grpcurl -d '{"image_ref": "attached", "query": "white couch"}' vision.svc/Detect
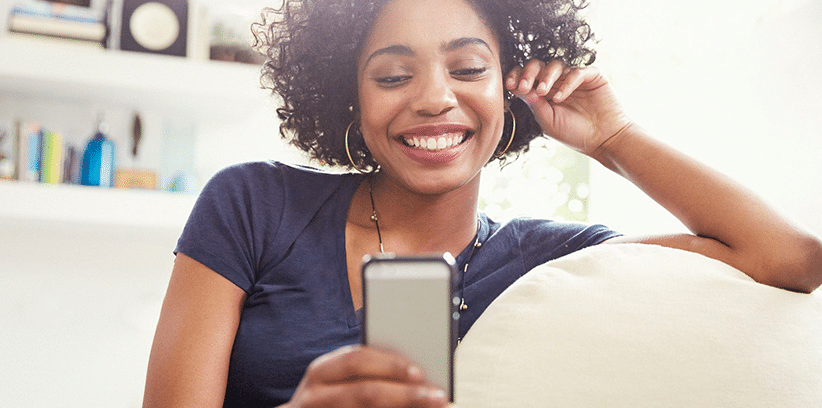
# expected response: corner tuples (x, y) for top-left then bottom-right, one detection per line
(456, 244), (822, 407)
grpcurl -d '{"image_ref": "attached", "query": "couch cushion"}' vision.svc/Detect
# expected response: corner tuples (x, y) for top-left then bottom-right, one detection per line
(455, 243), (822, 407)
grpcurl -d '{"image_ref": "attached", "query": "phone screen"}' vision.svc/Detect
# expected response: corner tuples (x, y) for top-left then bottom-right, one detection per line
(361, 253), (458, 401)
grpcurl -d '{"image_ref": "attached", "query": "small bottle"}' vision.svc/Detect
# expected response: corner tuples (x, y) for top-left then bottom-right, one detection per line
(81, 114), (116, 187)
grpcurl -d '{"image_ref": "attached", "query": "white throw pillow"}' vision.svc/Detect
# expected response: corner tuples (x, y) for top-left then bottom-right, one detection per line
(455, 244), (822, 407)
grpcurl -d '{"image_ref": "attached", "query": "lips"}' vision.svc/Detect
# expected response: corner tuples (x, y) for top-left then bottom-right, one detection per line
(399, 125), (472, 152)
(394, 124), (473, 165)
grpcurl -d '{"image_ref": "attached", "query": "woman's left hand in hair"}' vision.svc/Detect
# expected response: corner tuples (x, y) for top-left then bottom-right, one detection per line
(506, 59), (632, 159)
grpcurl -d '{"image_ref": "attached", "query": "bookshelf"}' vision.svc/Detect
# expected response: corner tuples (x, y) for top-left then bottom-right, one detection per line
(0, 36), (266, 120)
(0, 179), (196, 235)
(0, 36), (270, 233)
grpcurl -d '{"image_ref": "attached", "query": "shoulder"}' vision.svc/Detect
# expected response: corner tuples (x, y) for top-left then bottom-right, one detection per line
(203, 161), (360, 199)
(206, 160), (346, 186)
(189, 161), (363, 228)
(488, 216), (617, 241)
(483, 215), (621, 265)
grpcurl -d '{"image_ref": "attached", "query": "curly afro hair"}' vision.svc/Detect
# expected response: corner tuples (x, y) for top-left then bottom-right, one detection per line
(253, 0), (596, 171)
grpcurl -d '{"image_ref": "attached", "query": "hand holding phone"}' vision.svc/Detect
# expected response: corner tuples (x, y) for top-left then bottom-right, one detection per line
(361, 253), (458, 402)
(289, 345), (449, 407)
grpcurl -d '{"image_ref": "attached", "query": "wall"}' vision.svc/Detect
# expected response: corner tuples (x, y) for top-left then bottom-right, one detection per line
(0, 218), (178, 407)
(584, 0), (822, 237)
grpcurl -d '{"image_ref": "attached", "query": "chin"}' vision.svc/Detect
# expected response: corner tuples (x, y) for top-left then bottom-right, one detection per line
(391, 165), (483, 197)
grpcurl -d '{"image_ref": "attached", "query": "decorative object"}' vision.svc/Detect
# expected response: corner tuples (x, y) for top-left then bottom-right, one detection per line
(345, 120), (373, 174)
(80, 115), (116, 187)
(120, 0), (188, 56)
(496, 108), (516, 158)
(115, 169), (157, 189)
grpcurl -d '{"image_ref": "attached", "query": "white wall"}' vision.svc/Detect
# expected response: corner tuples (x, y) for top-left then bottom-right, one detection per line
(585, 0), (822, 237)
(0, 219), (178, 407)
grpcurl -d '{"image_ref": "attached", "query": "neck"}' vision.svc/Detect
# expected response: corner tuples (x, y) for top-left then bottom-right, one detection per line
(365, 171), (481, 255)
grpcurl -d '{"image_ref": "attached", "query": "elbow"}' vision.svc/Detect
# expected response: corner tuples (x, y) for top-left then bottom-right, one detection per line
(795, 234), (822, 293)
(763, 233), (822, 294)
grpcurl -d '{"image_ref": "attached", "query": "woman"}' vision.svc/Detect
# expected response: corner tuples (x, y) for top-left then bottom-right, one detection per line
(143, 0), (822, 406)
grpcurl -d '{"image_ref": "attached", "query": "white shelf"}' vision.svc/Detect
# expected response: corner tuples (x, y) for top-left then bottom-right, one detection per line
(0, 35), (269, 120)
(0, 180), (196, 235)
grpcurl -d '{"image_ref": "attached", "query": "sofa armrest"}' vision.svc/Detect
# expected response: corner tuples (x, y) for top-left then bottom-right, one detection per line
(456, 244), (822, 407)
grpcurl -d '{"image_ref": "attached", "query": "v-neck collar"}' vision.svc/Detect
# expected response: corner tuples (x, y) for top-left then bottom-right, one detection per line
(336, 175), (489, 329)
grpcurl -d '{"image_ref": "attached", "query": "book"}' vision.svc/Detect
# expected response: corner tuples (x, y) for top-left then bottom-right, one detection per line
(8, 1), (107, 43)
(43, 0), (92, 8)
(8, 13), (106, 42)
(4, 31), (105, 49)
(11, 1), (103, 24)
(16, 121), (42, 182)
(40, 130), (63, 184)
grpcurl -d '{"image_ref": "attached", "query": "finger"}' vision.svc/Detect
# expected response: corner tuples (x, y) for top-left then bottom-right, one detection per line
(302, 381), (448, 408)
(505, 65), (522, 92)
(552, 67), (587, 103)
(305, 345), (426, 386)
(513, 59), (545, 95)
(535, 60), (566, 97)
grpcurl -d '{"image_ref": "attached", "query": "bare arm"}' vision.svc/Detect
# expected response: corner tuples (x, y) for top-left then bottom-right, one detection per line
(595, 124), (822, 293)
(143, 253), (246, 407)
(143, 254), (447, 407)
(507, 59), (822, 293)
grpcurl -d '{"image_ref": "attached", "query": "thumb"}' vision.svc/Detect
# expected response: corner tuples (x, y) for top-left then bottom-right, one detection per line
(515, 91), (555, 133)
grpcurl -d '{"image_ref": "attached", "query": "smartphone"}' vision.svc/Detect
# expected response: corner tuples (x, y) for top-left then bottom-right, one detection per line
(361, 253), (459, 401)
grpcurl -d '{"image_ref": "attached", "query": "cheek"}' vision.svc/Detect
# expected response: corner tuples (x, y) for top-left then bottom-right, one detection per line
(473, 80), (507, 135)
(359, 89), (404, 135)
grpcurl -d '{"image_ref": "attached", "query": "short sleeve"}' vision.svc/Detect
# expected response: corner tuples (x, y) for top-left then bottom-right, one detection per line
(457, 216), (621, 338)
(524, 219), (621, 267)
(175, 162), (287, 293)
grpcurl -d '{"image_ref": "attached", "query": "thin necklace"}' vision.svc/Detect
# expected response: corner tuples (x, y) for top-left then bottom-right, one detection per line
(368, 177), (482, 313)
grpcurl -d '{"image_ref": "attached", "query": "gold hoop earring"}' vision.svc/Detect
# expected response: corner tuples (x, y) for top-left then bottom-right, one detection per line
(345, 121), (372, 174)
(497, 108), (516, 157)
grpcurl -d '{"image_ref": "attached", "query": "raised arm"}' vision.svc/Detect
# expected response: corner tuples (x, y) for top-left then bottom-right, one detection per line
(507, 59), (822, 293)
(143, 253), (246, 407)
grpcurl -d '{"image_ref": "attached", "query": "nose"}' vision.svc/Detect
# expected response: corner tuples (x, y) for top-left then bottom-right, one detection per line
(410, 69), (457, 117)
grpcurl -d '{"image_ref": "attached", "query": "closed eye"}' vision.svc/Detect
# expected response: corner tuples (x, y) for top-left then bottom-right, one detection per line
(451, 67), (488, 79)
(374, 75), (412, 87)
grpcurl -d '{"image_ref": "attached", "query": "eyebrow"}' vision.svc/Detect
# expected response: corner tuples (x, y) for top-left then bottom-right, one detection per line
(362, 37), (492, 69)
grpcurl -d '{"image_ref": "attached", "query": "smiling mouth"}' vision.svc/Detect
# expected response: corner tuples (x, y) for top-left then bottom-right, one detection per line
(400, 131), (472, 151)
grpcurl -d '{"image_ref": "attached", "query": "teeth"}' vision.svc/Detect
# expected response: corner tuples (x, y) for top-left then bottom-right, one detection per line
(404, 133), (466, 151)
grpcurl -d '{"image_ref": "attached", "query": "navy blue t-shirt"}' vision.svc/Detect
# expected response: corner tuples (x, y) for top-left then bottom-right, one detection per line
(175, 161), (621, 407)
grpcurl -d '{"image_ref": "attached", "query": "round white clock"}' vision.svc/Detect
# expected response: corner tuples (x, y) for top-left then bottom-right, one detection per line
(129, 2), (180, 51)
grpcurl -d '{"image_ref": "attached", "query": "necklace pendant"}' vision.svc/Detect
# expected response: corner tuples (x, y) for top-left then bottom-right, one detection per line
(370, 212), (378, 222)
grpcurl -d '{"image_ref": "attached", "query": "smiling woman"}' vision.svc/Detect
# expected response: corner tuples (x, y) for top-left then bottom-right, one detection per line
(253, 0), (595, 171)
(142, 0), (822, 407)
(356, 0), (506, 197)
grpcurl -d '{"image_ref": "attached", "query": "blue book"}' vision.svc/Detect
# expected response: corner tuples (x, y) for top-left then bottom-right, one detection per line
(21, 123), (42, 182)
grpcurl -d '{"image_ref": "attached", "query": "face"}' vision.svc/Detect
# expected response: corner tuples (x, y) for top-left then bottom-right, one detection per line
(357, 0), (506, 196)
